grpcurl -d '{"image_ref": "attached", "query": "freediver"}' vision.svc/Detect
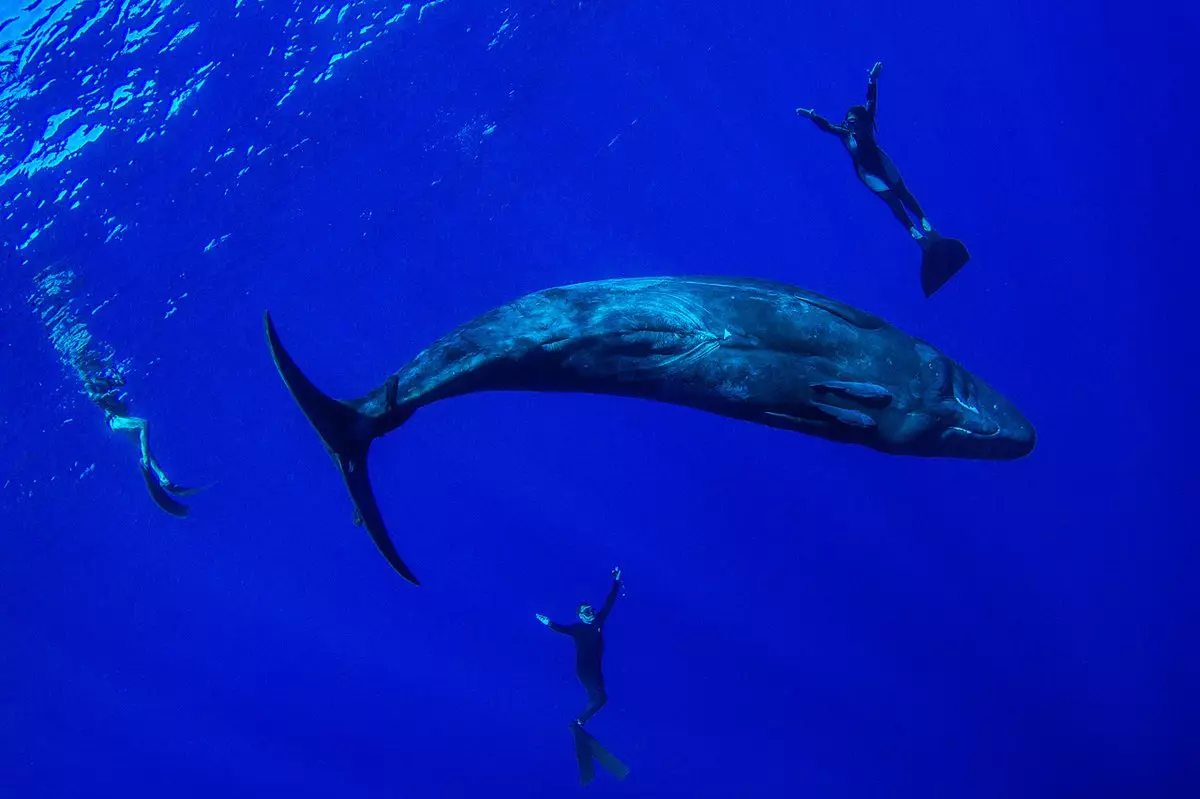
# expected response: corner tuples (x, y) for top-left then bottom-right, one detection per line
(79, 358), (206, 517)
(796, 61), (970, 296)
(537, 566), (630, 784)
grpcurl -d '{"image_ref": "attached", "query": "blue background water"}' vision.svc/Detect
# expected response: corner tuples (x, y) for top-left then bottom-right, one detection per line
(1, 1), (1192, 797)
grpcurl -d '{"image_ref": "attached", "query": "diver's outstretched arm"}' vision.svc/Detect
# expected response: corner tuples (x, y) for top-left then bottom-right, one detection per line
(864, 61), (881, 119)
(596, 567), (622, 623)
(537, 614), (572, 634)
(796, 107), (843, 135)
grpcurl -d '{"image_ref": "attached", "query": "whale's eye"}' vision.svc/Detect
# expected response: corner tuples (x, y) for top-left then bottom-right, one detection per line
(926, 355), (954, 400)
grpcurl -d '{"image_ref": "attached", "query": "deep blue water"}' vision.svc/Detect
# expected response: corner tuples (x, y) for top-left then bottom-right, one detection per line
(1, 1), (1193, 797)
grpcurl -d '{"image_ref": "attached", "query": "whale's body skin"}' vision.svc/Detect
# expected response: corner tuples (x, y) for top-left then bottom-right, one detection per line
(265, 276), (1034, 584)
(358, 276), (1033, 458)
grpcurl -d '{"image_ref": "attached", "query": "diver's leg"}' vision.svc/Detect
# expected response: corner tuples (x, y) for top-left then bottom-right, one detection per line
(132, 419), (170, 486)
(878, 190), (923, 240)
(896, 182), (933, 233)
(575, 680), (608, 727)
(109, 415), (166, 483)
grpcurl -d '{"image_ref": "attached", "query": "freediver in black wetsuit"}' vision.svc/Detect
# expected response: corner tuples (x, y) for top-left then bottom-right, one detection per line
(28, 265), (208, 516)
(79, 359), (208, 517)
(537, 566), (630, 785)
(796, 61), (971, 297)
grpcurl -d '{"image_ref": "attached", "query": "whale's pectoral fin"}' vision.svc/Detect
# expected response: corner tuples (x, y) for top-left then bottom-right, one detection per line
(811, 380), (893, 406)
(763, 410), (826, 433)
(919, 234), (970, 298)
(141, 463), (189, 517)
(811, 402), (877, 428)
(264, 311), (420, 586)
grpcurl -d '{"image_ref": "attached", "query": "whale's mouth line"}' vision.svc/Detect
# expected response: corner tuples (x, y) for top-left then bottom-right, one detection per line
(948, 424), (1001, 440)
(948, 392), (1002, 439)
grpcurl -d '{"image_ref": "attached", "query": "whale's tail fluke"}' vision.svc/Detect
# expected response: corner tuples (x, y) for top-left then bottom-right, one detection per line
(264, 311), (420, 586)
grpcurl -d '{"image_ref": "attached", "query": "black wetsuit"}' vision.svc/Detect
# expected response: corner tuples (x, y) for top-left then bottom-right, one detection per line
(549, 579), (621, 726)
(806, 76), (928, 234)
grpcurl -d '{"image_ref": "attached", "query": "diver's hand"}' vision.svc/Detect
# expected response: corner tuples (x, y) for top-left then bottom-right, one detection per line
(868, 61), (882, 80)
(795, 107), (814, 118)
(536, 613), (551, 625)
(612, 566), (622, 581)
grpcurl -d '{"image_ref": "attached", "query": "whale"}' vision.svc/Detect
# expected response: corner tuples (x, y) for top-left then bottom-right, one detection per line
(264, 275), (1035, 585)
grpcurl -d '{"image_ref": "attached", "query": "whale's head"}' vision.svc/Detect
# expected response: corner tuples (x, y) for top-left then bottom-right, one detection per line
(881, 347), (1035, 460)
(911, 353), (1035, 460)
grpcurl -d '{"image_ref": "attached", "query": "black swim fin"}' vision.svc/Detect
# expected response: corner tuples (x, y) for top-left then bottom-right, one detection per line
(918, 233), (971, 297)
(572, 725), (630, 785)
(573, 725), (597, 786)
(141, 464), (189, 517)
(263, 312), (420, 586)
(164, 481), (215, 498)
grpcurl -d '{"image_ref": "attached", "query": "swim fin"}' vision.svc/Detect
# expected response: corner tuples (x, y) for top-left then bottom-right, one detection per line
(572, 725), (629, 785)
(573, 725), (596, 786)
(918, 233), (971, 297)
(263, 312), (420, 586)
(164, 480), (215, 498)
(142, 464), (189, 517)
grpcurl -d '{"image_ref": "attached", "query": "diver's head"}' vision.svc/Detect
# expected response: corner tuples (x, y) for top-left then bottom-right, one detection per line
(845, 105), (869, 131)
(578, 604), (596, 624)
